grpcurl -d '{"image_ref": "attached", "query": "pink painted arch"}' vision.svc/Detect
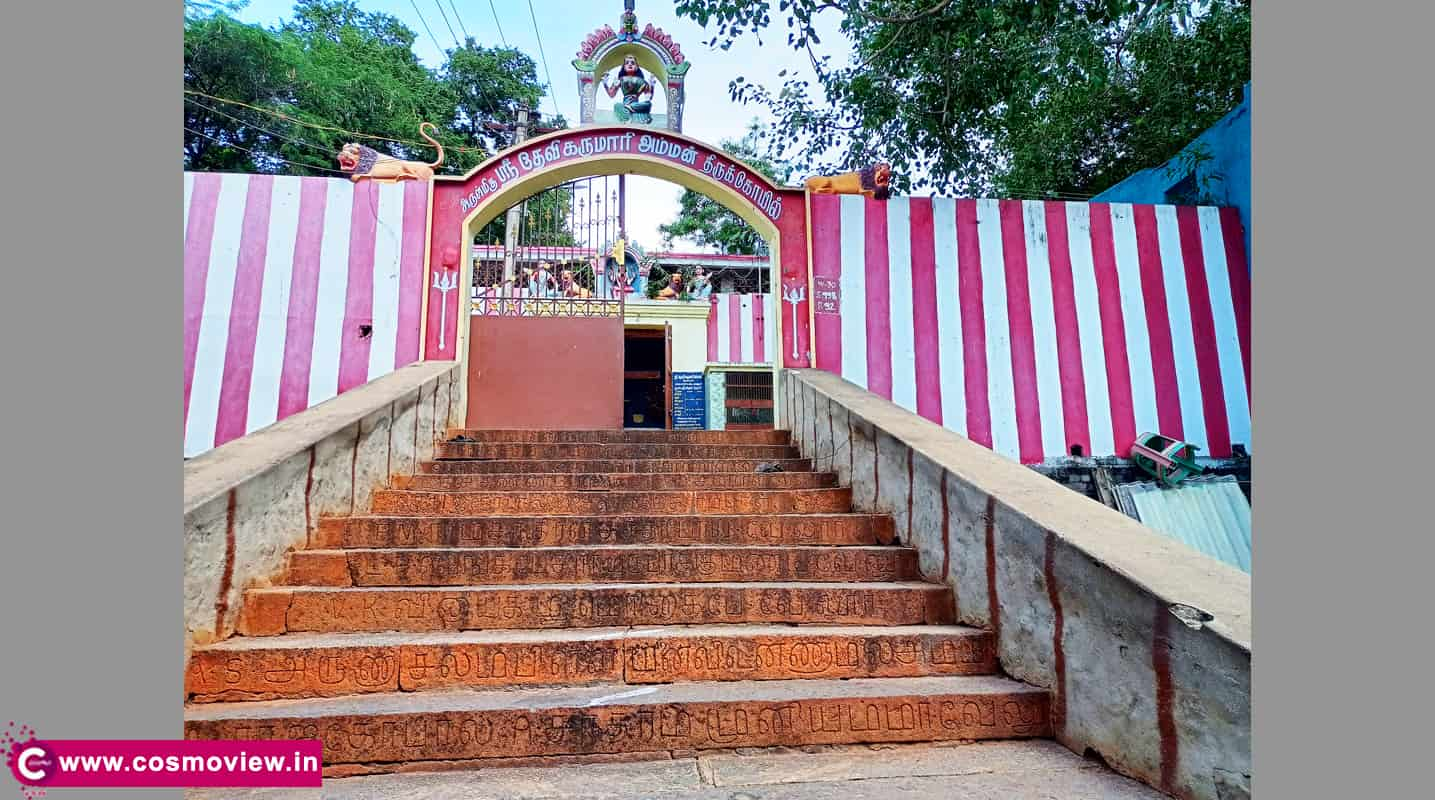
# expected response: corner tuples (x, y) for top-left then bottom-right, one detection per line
(423, 125), (812, 369)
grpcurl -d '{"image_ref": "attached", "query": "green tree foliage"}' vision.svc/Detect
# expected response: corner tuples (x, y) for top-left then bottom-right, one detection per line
(673, 0), (1249, 197)
(183, 1), (557, 175)
(659, 122), (794, 254)
(183, 0), (567, 244)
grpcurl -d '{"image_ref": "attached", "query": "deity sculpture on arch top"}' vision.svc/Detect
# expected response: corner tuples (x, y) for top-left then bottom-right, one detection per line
(602, 54), (655, 124)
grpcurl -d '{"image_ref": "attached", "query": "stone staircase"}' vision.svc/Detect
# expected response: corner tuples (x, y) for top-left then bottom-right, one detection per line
(184, 429), (1051, 776)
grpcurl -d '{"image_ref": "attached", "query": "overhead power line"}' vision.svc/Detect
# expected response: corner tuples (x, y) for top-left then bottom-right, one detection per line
(525, 0), (562, 120)
(487, 0), (509, 47)
(408, 0), (447, 55)
(432, 0), (461, 48)
(447, 0), (471, 41)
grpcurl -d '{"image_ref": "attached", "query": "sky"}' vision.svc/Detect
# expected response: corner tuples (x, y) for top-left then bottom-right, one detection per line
(233, 0), (849, 252)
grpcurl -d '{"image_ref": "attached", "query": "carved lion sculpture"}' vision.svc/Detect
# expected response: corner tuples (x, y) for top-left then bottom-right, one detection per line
(337, 122), (445, 183)
(804, 163), (893, 200)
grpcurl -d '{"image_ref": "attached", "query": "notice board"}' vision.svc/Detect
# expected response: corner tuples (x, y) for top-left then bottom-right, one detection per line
(672, 372), (707, 430)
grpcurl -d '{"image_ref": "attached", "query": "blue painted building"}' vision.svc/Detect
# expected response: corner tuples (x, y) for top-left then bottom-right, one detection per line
(1093, 82), (1251, 271)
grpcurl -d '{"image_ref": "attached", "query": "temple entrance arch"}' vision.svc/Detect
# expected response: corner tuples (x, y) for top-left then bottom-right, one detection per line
(422, 125), (814, 429)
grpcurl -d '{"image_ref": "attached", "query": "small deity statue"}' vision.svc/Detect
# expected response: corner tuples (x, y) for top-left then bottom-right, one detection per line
(690, 267), (713, 299)
(603, 54), (655, 124)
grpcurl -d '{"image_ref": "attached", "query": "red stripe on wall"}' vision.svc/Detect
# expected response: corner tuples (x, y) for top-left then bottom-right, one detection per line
(213, 175), (275, 446)
(908, 198), (943, 424)
(1089, 204), (1139, 456)
(727, 292), (742, 360)
(706, 297), (719, 362)
(337, 182), (378, 393)
(276, 178), (329, 419)
(1043, 202), (1091, 455)
(1000, 199), (1045, 463)
(1134, 204), (1184, 439)
(864, 198), (893, 400)
(1176, 207), (1232, 457)
(183, 173), (223, 429)
(752, 293), (766, 363)
(393, 180), (428, 368)
(1220, 208), (1252, 406)
(956, 199), (993, 448)
(810, 195), (843, 373)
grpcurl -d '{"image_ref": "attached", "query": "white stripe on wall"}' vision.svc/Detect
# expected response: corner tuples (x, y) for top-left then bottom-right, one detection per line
(739, 294), (755, 363)
(715, 295), (731, 363)
(886, 197), (918, 413)
(976, 199), (1019, 460)
(183, 173), (195, 237)
(1154, 205), (1208, 451)
(1065, 203), (1116, 457)
(932, 197), (966, 435)
(1023, 200), (1068, 457)
(245, 176), (301, 434)
(838, 196), (868, 389)
(1109, 203), (1160, 436)
(1197, 207), (1252, 449)
(185, 173), (252, 455)
(308, 181), (354, 409)
(367, 181), (407, 381)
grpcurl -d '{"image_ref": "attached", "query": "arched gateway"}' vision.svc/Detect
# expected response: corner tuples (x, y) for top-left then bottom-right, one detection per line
(420, 125), (815, 386)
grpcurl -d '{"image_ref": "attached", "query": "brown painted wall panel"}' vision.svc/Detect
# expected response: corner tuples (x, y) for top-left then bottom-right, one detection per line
(466, 315), (623, 429)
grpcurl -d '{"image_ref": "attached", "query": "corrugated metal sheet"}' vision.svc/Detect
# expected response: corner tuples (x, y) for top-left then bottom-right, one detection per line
(1114, 476), (1251, 573)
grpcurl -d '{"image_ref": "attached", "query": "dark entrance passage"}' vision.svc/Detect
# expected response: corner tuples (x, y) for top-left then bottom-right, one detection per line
(623, 326), (671, 429)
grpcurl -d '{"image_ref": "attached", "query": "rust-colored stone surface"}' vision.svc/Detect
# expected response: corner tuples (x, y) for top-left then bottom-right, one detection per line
(187, 644), (401, 702)
(394, 472), (837, 492)
(323, 514), (892, 548)
(435, 442), (799, 461)
(423, 458), (814, 475)
(287, 552), (352, 586)
(236, 589), (292, 637)
(444, 429), (791, 445)
(331, 546), (918, 586)
(186, 628), (997, 702)
(185, 689), (1050, 763)
(622, 630), (996, 684)
(281, 584), (950, 632)
(369, 489), (853, 516)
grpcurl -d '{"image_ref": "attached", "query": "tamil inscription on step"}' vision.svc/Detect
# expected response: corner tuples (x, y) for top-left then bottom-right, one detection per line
(339, 547), (915, 585)
(281, 586), (946, 632)
(186, 693), (1049, 763)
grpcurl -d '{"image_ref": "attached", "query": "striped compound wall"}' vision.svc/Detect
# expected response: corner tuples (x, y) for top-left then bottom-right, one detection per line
(809, 196), (1251, 463)
(183, 172), (431, 458)
(707, 293), (771, 365)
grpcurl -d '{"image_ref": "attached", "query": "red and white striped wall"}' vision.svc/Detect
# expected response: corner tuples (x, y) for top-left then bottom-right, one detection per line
(707, 293), (771, 365)
(810, 195), (1251, 463)
(183, 172), (431, 458)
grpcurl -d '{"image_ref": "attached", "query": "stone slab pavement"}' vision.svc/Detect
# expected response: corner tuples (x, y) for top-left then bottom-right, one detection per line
(187, 740), (1166, 799)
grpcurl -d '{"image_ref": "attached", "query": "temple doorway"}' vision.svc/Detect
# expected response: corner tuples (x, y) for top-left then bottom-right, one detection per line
(623, 326), (670, 429)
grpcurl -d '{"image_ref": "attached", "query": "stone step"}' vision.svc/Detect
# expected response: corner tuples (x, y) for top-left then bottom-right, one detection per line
(185, 625), (997, 702)
(369, 488), (853, 516)
(238, 582), (955, 636)
(184, 676), (1051, 768)
(422, 458), (815, 475)
(435, 442), (799, 461)
(317, 514), (894, 549)
(445, 429), (791, 445)
(394, 471), (838, 492)
(286, 546), (920, 587)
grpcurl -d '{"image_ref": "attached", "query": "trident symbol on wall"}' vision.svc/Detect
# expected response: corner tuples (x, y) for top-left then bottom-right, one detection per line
(433, 268), (457, 350)
(782, 284), (806, 360)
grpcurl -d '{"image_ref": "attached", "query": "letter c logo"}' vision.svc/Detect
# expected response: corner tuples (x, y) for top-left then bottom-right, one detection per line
(17, 746), (50, 781)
